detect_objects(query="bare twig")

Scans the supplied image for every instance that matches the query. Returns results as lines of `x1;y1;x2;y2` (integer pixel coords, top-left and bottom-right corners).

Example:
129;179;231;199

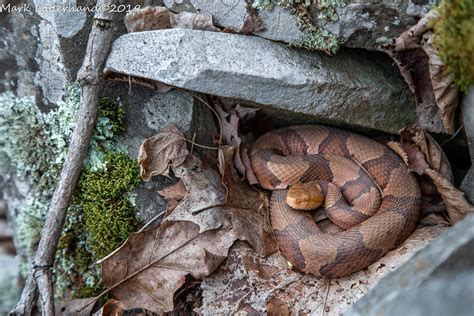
321;280;331;316
10;1;119;314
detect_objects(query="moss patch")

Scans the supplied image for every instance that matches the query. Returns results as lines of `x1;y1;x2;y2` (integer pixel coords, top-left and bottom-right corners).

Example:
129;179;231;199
433;0;474;91
79;152;140;259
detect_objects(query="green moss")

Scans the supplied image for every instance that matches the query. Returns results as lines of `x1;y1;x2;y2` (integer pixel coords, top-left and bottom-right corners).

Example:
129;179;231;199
433;0;474;91
54;152;140;298
78;152;140;259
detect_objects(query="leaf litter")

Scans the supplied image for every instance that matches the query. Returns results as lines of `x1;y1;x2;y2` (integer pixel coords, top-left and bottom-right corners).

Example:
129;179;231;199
388;125;474;224
91;137;276;314
384;9;459;134
90;123;450;314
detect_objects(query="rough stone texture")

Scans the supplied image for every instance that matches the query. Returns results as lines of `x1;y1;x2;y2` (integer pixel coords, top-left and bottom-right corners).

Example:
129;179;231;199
0;254;21;314
347;213;474;316
0;7;42;100
461;87;474;204
105;28;415;133
163;0;435;51
0;0;96;107
362;271;474;316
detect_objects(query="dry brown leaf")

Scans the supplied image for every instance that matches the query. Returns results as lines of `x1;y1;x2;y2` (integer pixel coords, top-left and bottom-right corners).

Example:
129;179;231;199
124;6;172;32
239;0;266;35
101;299;126;316
387;141;409;165
171;11;220;32
400;126;453;181
61;297;99;316
124;6;219;33
157;179;186;201
241;147;259;185
384;9;459;134
393;126;472;223
266;296;290;316
101;220;226;313
421;33;459;135
424;168;474;223
138;124;189;180
215;102;259;185
158;179;187;214
98;154;275;314
399;142;430;175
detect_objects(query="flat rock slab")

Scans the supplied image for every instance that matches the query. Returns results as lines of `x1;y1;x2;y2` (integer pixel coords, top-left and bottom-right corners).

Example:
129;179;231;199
105;29;415;133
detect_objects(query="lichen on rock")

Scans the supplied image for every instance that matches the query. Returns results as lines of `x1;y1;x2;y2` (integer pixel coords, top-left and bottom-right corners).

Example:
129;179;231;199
0;85;141;299
253;0;345;54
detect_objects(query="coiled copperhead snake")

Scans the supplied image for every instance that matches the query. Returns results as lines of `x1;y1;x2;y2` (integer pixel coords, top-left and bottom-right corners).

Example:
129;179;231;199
250;125;421;278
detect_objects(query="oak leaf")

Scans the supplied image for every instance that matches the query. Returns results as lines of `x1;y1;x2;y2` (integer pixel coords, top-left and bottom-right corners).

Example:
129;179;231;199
158;179;186;201
138;124;188;180
392;126;473;223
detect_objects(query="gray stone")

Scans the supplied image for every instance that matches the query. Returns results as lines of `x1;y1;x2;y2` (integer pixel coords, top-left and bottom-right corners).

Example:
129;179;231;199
34;19;70;105
347;214;474;316
0;11;41;98
366;271;474;316
311;1;435;51
1;174;33;257
0;0;94;106
0;1;94;263
0;255;21;315
33;0;87;38
0;254;19;279
461;87;474;204
164;0;434;51
257;5;304;43
105;28;415;133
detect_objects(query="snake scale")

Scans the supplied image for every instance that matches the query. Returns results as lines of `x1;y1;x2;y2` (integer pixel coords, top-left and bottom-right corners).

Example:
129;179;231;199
250;125;421;278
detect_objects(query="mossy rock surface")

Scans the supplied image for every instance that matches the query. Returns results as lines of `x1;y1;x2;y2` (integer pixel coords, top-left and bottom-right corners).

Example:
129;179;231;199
433;0;474;91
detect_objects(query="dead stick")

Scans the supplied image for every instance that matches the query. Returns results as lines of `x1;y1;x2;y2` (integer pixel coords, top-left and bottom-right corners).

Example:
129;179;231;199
10;1;119;314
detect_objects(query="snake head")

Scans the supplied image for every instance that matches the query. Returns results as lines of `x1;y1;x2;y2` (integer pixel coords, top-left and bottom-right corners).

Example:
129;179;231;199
286;181;324;211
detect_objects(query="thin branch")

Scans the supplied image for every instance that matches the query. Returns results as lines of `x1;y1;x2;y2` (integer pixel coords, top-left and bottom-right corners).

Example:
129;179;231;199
321;280;331;316
10;1;120;314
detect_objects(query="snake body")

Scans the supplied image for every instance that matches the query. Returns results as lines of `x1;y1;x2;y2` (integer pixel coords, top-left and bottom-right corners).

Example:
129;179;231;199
250;125;421;278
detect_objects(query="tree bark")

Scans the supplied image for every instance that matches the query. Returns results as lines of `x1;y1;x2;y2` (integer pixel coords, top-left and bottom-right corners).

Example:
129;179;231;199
10;1;119;314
